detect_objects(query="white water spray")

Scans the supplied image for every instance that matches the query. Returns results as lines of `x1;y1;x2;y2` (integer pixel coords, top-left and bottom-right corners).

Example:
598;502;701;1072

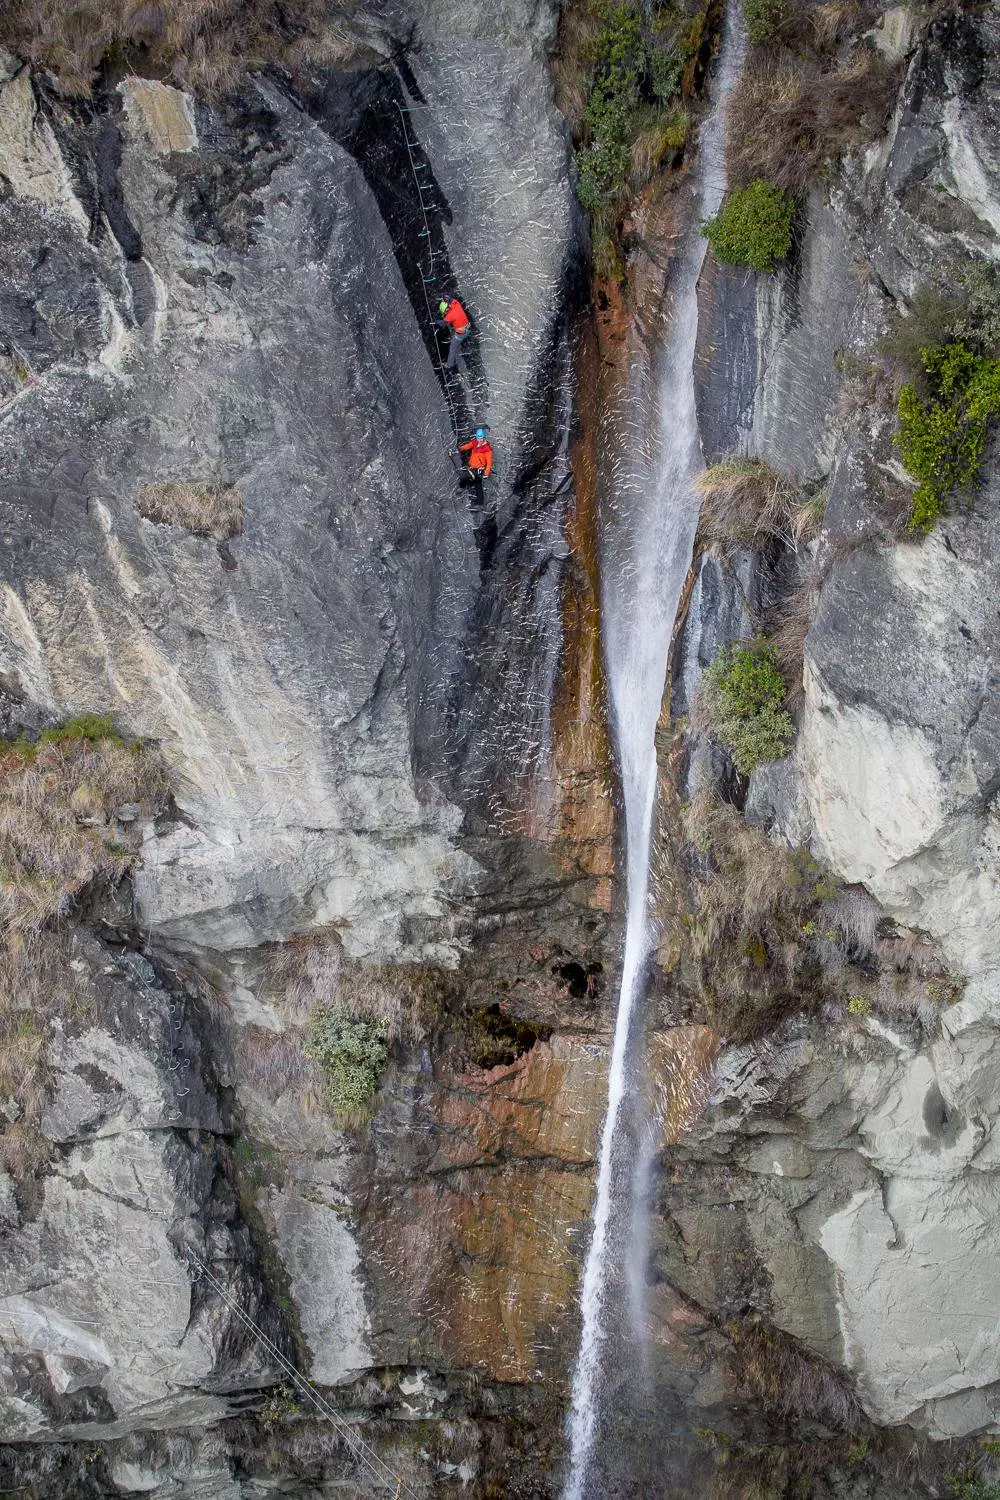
562;11;746;1497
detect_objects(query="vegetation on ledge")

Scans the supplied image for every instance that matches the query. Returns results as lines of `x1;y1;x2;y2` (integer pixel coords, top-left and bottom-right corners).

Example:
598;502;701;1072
682;791;962;1042
0;0;350;95
703;178;793;271
303;1003;391;1115
556;0;710;279
0;715;166;1177
728;0;899;195
701;637;794;774
881;261;1000;531
897;344;1000;532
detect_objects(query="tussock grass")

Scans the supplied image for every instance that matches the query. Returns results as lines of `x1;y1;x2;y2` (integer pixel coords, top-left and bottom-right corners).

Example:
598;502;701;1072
136;482;244;542
683;793;960;1040
0;723;166;1177
729;1320;862;1432
235;1026;319;1104
248;933;453;1121
0;0;354;95
764;571;821;711
696;459;800;547
682;790;837;1038
727;47;898;194
262;932;449;1044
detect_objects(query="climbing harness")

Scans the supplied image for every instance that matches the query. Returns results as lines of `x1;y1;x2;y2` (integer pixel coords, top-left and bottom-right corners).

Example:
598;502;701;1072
186;1249;417;1499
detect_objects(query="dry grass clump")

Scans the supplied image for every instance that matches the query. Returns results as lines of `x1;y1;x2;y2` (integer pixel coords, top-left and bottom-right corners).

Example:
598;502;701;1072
135;482;244;543
246;934;454;1120
696;460;800;548
682;791;838;1040
727;47;899;194
729;1320;862;1432
261;931;450;1044
0;0;357;96
764;569;821;711
0;718;166;1176
234;1026;320;1104
684;791;834;954
682;793;960;1039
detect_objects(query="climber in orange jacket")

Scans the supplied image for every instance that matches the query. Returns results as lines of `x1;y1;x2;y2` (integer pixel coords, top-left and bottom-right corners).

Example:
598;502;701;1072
458;425;493;508
436;295;471;371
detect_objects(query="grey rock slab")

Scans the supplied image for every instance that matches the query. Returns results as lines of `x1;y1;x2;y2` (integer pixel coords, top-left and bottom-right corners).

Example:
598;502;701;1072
269;1187;372;1385
0;1170;212;1433
819;1174;1000;1431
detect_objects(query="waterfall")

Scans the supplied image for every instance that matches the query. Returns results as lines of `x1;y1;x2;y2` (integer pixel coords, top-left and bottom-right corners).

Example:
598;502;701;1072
562;10;746;1497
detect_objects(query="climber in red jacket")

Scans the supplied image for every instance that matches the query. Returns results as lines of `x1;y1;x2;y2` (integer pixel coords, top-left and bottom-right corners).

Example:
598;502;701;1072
436;295;471;371
458;426;493;508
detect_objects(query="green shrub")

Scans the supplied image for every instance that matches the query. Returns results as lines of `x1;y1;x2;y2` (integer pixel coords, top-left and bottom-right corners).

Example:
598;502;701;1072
742;0;785;45
896;342;1000;531
303;1004;390;1114
573;0;705;246
703;180;793;272
703;638;794;774
946;1472;1000;1500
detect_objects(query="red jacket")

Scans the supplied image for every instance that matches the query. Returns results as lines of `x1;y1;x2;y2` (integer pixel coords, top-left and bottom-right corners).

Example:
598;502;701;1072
443;298;470;335
459;437;493;477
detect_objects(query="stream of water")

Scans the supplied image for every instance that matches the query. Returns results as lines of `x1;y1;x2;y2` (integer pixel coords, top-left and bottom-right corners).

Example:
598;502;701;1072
562;11;746;1496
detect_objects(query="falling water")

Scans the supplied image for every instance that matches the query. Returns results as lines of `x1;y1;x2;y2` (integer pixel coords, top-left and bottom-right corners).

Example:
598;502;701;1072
562;9;746;1497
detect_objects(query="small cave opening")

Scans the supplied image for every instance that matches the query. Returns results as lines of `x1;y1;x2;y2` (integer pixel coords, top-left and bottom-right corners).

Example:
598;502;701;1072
464;1002;552;1070
553;959;603;999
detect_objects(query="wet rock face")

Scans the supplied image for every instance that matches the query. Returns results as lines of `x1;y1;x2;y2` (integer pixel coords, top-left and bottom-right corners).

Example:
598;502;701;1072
0;0;577;965
0;1;619;1481
677;3;1000;1446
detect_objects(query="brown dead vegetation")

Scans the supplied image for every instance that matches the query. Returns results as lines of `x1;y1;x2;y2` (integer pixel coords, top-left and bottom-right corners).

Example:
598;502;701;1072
727;40;899;193
260;931;450;1043
729;1320;863;1432
681;791;960;1041
696;459;799;548
696;459;823;552
136;481;244;542
763;569;821;711
0;0;362;96
0;723;166;1176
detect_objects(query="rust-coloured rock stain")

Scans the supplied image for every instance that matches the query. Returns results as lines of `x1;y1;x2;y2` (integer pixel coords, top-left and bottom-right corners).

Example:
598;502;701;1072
649;1025;720;1145
368;1035;608;1384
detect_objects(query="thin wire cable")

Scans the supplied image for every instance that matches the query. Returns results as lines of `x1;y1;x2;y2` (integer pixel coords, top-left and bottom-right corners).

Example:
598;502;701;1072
186;1250;418;1499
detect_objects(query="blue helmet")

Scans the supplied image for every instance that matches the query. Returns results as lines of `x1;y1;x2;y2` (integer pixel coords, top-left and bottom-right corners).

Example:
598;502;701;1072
474;426;489;440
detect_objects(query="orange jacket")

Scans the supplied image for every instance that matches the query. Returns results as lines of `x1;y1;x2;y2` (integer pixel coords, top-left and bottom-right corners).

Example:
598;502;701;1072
459;437;493;477
443;298;470;335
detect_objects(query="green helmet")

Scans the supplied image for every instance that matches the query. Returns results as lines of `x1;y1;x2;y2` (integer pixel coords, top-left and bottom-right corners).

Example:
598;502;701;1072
438;300;449;315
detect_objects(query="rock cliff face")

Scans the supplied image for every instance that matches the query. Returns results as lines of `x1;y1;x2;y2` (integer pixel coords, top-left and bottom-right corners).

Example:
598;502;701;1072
2;0;1000;1494
0;0;617;1492
668;0;1000;1458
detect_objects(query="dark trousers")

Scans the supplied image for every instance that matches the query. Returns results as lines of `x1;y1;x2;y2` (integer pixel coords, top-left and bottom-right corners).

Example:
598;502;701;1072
447;328;470;370
459;470;485;507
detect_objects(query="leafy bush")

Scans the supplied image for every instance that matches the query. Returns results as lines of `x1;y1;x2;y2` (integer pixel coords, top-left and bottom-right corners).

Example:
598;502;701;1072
896;342;1000;531
303;1004;390;1114
703;180;793;272
702;638;794;773
572;0;701;256
742;0;785;46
